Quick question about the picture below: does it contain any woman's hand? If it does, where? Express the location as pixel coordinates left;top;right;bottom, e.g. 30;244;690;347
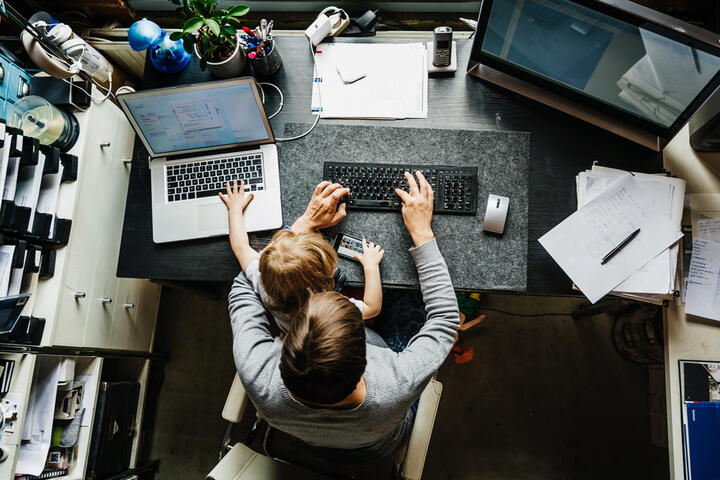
292;181;350;233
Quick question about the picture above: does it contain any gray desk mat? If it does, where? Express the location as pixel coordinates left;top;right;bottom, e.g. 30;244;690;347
278;123;530;292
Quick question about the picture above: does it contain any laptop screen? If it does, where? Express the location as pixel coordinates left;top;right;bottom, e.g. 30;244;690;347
119;79;273;157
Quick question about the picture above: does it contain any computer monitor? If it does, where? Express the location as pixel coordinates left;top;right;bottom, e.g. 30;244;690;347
467;0;720;151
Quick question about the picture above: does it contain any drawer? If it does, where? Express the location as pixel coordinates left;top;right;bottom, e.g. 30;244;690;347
111;278;142;350
133;280;161;351
53;285;91;347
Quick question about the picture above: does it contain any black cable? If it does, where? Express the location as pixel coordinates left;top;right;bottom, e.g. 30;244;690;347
474;307;575;318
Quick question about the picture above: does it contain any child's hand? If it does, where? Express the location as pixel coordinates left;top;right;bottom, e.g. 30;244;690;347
219;180;254;217
354;239;384;270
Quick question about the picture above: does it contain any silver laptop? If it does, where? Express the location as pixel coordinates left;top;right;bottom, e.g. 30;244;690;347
117;78;282;243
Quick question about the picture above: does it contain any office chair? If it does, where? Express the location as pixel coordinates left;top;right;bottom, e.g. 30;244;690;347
207;373;443;480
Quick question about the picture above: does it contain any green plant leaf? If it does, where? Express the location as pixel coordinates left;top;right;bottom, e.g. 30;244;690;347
182;16;203;33
169;31;183;41
199;57;208;70
182;36;195;54
221;25;236;36
205;18;220;36
227;4;249;17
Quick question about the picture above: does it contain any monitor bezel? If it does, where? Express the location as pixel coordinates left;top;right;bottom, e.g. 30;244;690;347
469;0;720;142
117;77;275;159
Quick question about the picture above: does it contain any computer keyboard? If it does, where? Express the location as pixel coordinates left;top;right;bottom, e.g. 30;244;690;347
323;162;477;214
165;153;264;202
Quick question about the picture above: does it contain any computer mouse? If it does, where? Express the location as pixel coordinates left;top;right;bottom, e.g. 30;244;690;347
483;194;509;234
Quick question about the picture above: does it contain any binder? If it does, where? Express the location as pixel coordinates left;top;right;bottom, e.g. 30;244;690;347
0;358;14;394
2;314;44;345
15;468;68;480
39;247;55;278
19;136;39;167
0;294;29;335
40;146;60;175
59;153;77;183
7;127;22;157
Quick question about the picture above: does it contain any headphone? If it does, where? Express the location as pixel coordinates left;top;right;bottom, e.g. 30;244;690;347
20;21;80;79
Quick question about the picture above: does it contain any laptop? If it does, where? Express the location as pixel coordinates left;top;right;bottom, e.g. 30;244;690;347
117;78;282;243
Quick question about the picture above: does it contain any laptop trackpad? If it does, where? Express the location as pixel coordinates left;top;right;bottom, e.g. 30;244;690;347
198;203;228;231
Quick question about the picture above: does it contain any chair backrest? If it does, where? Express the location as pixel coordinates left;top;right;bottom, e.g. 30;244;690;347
262;426;399;480
207;442;334;480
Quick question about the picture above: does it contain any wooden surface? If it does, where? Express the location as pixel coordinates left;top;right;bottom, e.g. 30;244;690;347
117;33;662;294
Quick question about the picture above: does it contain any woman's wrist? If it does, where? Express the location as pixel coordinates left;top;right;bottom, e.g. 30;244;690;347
291;215;316;233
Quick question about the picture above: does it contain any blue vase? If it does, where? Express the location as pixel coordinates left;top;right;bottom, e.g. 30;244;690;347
128;18;191;74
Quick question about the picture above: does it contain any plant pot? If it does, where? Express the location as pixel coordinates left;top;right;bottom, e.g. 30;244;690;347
194;35;246;78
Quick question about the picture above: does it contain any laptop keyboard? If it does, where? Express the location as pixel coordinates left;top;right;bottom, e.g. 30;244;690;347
165;153;264;202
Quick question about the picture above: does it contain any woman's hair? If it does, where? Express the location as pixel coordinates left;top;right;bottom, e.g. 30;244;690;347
259;229;338;318
280;291;366;405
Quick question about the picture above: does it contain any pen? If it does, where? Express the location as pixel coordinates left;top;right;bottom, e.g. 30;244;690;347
600;228;640;265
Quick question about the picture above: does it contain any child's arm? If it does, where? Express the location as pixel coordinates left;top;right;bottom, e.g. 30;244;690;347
219;180;260;272
354;239;385;319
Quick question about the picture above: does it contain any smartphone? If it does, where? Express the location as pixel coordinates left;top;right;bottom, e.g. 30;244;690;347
333;233;364;261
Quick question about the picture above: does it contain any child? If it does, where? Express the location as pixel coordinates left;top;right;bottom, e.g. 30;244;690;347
220;180;384;331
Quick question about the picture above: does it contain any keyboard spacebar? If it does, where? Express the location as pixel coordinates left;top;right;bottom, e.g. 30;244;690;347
353;199;394;208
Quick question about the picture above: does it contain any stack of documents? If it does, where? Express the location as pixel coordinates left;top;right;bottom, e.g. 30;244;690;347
539;166;685;304
310;42;428;119
684;194;720;321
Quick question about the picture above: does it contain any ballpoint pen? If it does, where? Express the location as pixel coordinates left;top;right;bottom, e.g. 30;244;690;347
601;228;640;265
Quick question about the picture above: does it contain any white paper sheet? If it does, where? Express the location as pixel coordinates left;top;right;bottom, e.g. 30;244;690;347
310;42;428;119
3;156;20;201
36;163;64;238
14;152;46;227
17;357;60;476
686;238;720;321
540;174;683;303
698;218;720;242
577;167;685;296
0;245;15;298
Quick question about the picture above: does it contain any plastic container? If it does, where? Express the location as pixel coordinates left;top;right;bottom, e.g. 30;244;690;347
7;95;79;152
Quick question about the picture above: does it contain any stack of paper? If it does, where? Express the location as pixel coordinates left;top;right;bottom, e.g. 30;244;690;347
684;194;720;321
310;42;428;119
539;166;684;304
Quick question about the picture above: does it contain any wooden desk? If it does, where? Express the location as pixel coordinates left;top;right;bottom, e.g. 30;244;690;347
118;32;661;294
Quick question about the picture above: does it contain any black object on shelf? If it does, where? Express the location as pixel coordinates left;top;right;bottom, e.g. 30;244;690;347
39;247;56;278
87;381;140;480
0;314;45;345
29;76;92;112
25;243;40;274
60;153;78;182
30;213;51;240
41;146;60;175
49;218;71;245
20;136;39;167
7;127;22;157
9;206;31;234
0;201;15;229
9;239;26;268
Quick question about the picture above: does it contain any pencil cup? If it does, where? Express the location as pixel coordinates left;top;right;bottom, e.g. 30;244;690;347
251;41;282;77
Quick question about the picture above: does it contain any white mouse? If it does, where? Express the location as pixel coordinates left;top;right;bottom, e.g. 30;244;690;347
483;194;509;234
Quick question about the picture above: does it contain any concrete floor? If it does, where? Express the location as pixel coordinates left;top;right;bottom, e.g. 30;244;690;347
146;286;668;480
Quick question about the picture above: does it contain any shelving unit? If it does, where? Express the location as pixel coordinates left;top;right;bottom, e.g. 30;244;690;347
0;84;161;480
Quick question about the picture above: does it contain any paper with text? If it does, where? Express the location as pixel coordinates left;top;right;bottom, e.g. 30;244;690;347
686;238;720;321
540;174;682;303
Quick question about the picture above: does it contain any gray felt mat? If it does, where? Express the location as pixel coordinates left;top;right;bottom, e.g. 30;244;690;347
279;123;530;292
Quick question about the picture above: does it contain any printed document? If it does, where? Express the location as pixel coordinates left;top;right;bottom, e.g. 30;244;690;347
686;238;720;321
310;42;428;119
540;174;682;303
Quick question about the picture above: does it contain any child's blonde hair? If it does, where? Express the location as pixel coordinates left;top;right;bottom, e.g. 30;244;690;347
259;229;337;318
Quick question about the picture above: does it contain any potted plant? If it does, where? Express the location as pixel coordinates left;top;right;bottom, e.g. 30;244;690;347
169;0;250;77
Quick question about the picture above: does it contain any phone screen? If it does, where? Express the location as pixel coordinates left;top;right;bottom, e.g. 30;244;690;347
336;234;363;258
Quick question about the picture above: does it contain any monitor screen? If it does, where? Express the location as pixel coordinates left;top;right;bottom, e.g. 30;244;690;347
120;80;272;156
477;0;720;129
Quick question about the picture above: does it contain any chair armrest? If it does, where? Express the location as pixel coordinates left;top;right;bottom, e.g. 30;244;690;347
222;373;250;423
401;379;443;480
